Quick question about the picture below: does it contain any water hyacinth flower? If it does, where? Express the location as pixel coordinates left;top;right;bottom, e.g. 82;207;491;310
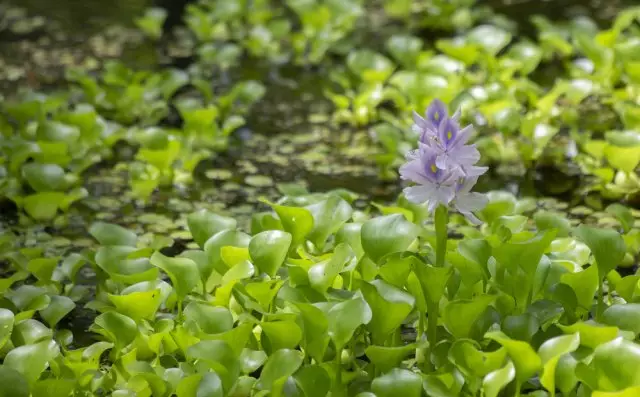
401;99;488;224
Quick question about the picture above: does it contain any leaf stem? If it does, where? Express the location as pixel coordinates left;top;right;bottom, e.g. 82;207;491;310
597;278;605;322
425;300;438;371
435;205;449;267
335;347;343;389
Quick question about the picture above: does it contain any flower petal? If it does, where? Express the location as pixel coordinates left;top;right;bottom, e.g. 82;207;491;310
399;159;431;184
404;184;436;204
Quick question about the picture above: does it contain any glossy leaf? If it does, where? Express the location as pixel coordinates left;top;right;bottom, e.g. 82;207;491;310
443;295;494;340
371;368;422;397
327;297;372;350
248;230;292;277
483;361;516;397
361;214;419;263
187;210;237;248
4;339;60;385
89;222;137;247
485;331;542;383
574;226;626;278
305;196;353;249
256;349;304;391
149;252;199;302
361;279;415;344
538;333;581;395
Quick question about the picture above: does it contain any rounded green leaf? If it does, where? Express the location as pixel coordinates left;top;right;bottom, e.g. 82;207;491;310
21;163;66;192
150;252;199;302
327;297;372;351
256;349;304;391
371;368;422;397
538;333;581;395
0;366;30;397
589;337;640;391
308;243;354;292
467;25;512;54
184;302;233;335
558;321;619;349
603;304;640;335
31;379;75;397
294;365;330;397
605;204;634;233
361;214;419;264
575;226;626;278
485;331;542;383
92;312;138;348
239;349;267;374
177;372;224;397
4;339;60;385
248;231;292;277
483;361;516;397
204;230;251;275
0;309;15;350
365;344;416;373
448;339;508;378
261;320;302;352
305;196;353;249
108;290;162;322
94;246;158;284
11;319;52;346
293;302;329;363
266;201;314;248
187;210;237;248
186;340;239;391
89;222;137;247
361;279;415;344
443;295;494;340
39;295;75;328
23;192;65;220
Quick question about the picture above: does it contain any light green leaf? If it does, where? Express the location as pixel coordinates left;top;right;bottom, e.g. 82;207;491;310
327;297;372;351
249;231;292;277
361;214;419;264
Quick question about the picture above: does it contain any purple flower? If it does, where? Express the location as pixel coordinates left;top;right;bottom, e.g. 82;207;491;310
401;98;488;223
399;143;457;212
452;176;488;224
412;99;461;145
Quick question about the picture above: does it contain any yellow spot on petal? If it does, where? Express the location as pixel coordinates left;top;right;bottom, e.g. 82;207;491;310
434;112;440;121
430;164;437;173
447;130;452;140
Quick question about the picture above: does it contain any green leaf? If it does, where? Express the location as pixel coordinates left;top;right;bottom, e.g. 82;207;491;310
260;320;303;352
0;367;30;397
502;314;540;343
293;302;329;363
448;339;507;378
557;321;620;350
538;333;581;395
346;50;395;83
186;340;239;391
386;34;423;66
89;222;137;246
177;372;224;397
605;204;634;233
586;337;640;391
256;349;304;391
443;295;495;340
11;319;52;346
108;289;162;322
249;231;292;277
21;163;66;192
149;252;199;302
560;264;599;311
603;304;640;335
483;361;515;397
593;387;640;397
371;368;422;397
305;196;353;249
31;379;75;397
184;302;233;335
361;214;419;264
327;297;372;351
0;309;15;350
485;331;542;383
413;263;453;304
361;279;415;344
575;226;626;279
266;202;314;248
493;230;556;275
204;230;251;275
39;295;75;328
26;258;57;282
92;312;138;349
294;365;331;397
534;211;572;237
308;243;354;292
23;192;65;220
239;349;267;374
4;339;60;385
604;145;640;172
187;210;237;248
467;25;512;54
365;344;416;373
